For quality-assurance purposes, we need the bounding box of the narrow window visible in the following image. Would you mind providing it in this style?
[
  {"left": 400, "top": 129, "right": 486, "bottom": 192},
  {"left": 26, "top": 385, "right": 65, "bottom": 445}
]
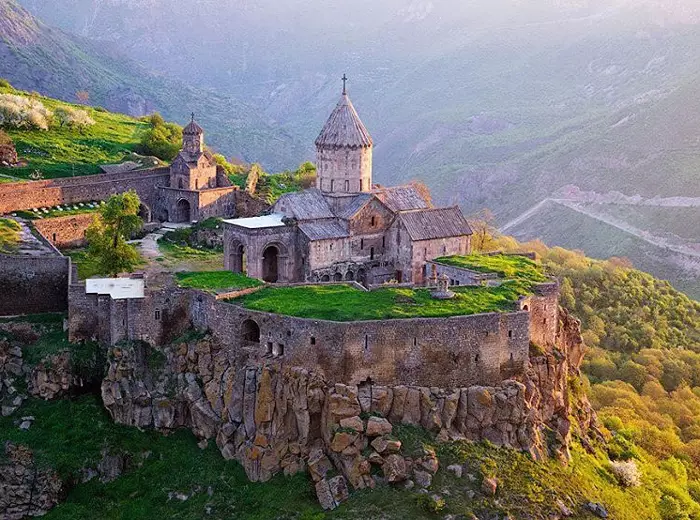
[
  {"left": 413, "top": 337, "right": 417, "bottom": 346},
  {"left": 364, "top": 335, "right": 369, "bottom": 351},
  {"left": 370, "top": 247, "right": 375, "bottom": 260},
  {"left": 382, "top": 236, "right": 385, "bottom": 248},
  {"left": 344, "top": 180, "right": 349, "bottom": 192},
  {"left": 52, "top": 233, "right": 57, "bottom": 242},
  {"left": 475, "top": 354, "right": 480, "bottom": 363},
  {"left": 360, "top": 239, "right": 364, "bottom": 250},
  {"left": 155, "top": 310, "right": 161, "bottom": 321},
  {"left": 371, "top": 216, "right": 376, "bottom": 227},
  {"left": 287, "top": 330, "right": 291, "bottom": 337},
  {"left": 510, "top": 353, "right": 514, "bottom": 361},
  {"left": 330, "top": 243, "right": 333, "bottom": 251},
  {"left": 266, "top": 342, "right": 273, "bottom": 356},
  {"left": 543, "top": 318, "right": 547, "bottom": 325},
  {"left": 195, "top": 179, "right": 199, "bottom": 189},
  {"left": 508, "top": 330, "right": 512, "bottom": 338},
  {"left": 330, "top": 179, "right": 335, "bottom": 192},
  {"left": 310, "top": 337, "right": 316, "bottom": 345}
]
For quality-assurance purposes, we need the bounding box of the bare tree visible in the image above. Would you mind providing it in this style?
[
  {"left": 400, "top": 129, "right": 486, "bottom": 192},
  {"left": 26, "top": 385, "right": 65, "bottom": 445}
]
[{"left": 76, "top": 90, "right": 90, "bottom": 104}]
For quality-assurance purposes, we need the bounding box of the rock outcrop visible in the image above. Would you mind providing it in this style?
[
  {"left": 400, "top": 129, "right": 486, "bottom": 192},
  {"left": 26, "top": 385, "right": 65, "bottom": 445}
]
[
  {"left": 100, "top": 310, "right": 596, "bottom": 508},
  {"left": 0, "top": 443, "right": 64, "bottom": 519},
  {"left": 0, "top": 340, "right": 26, "bottom": 416}
]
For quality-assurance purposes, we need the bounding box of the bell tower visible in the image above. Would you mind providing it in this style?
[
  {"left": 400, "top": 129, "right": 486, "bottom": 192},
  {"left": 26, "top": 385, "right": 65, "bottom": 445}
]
[
  {"left": 182, "top": 113, "right": 204, "bottom": 155},
  {"left": 315, "top": 75, "right": 373, "bottom": 194}
]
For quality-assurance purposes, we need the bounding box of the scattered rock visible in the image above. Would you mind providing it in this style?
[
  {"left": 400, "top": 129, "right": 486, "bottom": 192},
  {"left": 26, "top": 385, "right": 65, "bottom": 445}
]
[
  {"left": 414, "top": 469, "right": 433, "bottom": 489},
  {"left": 556, "top": 498, "right": 573, "bottom": 517},
  {"left": 315, "top": 475, "right": 349, "bottom": 510},
  {"left": 339, "top": 416, "right": 363, "bottom": 432},
  {"left": 446, "top": 464, "right": 463, "bottom": 478},
  {"left": 481, "top": 476, "right": 498, "bottom": 496},
  {"left": 382, "top": 454, "right": 407, "bottom": 483},
  {"left": 366, "top": 416, "right": 392, "bottom": 437},
  {"left": 198, "top": 439, "right": 209, "bottom": 450},
  {"left": 585, "top": 502, "right": 608, "bottom": 518}
]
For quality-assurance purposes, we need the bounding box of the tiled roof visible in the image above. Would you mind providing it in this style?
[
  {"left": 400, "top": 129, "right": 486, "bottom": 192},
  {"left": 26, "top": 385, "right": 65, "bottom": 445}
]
[
  {"left": 298, "top": 220, "right": 350, "bottom": 241},
  {"left": 398, "top": 206, "right": 473, "bottom": 241},
  {"left": 274, "top": 189, "right": 335, "bottom": 221},
  {"left": 315, "top": 93, "right": 372, "bottom": 148},
  {"left": 373, "top": 185, "right": 431, "bottom": 212}
]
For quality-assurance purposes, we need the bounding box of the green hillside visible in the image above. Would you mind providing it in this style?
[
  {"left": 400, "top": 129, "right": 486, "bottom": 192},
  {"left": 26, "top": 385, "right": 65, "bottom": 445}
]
[
  {"left": 0, "top": 0, "right": 306, "bottom": 170},
  {"left": 0, "top": 82, "right": 152, "bottom": 179}
]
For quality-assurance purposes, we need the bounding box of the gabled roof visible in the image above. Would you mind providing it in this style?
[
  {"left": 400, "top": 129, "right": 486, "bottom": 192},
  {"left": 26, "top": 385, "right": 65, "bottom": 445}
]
[
  {"left": 398, "top": 206, "right": 473, "bottom": 241},
  {"left": 315, "top": 93, "right": 373, "bottom": 149},
  {"left": 373, "top": 185, "right": 431, "bottom": 212},
  {"left": 175, "top": 149, "right": 215, "bottom": 167},
  {"left": 334, "top": 193, "right": 374, "bottom": 219},
  {"left": 274, "top": 188, "right": 335, "bottom": 221},
  {"left": 298, "top": 220, "right": 350, "bottom": 241}
]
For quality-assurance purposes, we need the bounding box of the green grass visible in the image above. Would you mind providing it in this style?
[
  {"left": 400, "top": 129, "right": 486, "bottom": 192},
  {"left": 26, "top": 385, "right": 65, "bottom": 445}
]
[
  {"left": 231, "top": 283, "right": 526, "bottom": 321},
  {"left": 0, "top": 217, "right": 21, "bottom": 253},
  {"left": 0, "top": 85, "right": 150, "bottom": 180},
  {"left": 435, "top": 253, "right": 547, "bottom": 293},
  {"left": 155, "top": 240, "right": 224, "bottom": 272},
  {"left": 175, "top": 271, "right": 262, "bottom": 293}
]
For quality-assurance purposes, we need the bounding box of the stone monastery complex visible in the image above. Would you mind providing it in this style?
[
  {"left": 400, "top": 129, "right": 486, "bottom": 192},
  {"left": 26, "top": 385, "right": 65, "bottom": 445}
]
[
  {"left": 224, "top": 89, "right": 473, "bottom": 285},
  {"left": 0, "top": 81, "right": 592, "bottom": 511}
]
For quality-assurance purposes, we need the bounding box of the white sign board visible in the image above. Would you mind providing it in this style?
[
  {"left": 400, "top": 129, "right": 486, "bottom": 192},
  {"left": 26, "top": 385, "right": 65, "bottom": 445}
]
[{"left": 85, "top": 278, "right": 145, "bottom": 300}]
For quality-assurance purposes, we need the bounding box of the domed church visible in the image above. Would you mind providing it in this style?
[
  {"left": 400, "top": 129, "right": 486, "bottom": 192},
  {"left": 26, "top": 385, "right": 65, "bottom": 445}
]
[{"left": 223, "top": 79, "right": 473, "bottom": 285}]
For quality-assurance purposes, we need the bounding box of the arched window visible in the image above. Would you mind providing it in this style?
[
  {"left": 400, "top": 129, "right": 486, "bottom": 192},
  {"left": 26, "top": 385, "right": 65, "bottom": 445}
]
[{"left": 241, "top": 319, "right": 260, "bottom": 343}]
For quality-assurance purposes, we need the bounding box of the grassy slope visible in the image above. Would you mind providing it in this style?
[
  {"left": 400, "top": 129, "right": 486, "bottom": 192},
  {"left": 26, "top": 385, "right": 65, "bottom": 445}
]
[
  {"left": 0, "top": 85, "right": 150, "bottom": 179},
  {"left": 0, "top": 216, "right": 20, "bottom": 252},
  {"left": 0, "top": 0, "right": 305, "bottom": 171}
]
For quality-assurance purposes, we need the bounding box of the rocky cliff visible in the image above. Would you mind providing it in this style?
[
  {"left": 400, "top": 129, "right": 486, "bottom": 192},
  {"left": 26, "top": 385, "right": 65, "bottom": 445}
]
[{"left": 100, "top": 308, "right": 596, "bottom": 509}]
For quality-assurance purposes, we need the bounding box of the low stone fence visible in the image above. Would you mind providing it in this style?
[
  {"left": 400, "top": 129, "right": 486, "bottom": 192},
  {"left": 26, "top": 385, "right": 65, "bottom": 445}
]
[{"left": 426, "top": 261, "right": 497, "bottom": 286}]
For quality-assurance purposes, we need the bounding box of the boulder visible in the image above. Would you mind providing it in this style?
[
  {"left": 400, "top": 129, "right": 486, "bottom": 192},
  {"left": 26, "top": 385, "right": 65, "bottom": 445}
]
[
  {"left": 382, "top": 454, "right": 407, "bottom": 483},
  {"left": 481, "top": 476, "right": 498, "bottom": 496},
  {"left": 366, "top": 416, "right": 392, "bottom": 437},
  {"left": 446, "top": 464, "right": 463, "bottom": 478},
  {"left": 339, "top": 416, "right": 364, "bottom": 433},
  {"left": 414, "top": 469, "right": 432, "bottom": 488},
  {"left": 315, "top": 476, "right": 349, "bottom": 510}
]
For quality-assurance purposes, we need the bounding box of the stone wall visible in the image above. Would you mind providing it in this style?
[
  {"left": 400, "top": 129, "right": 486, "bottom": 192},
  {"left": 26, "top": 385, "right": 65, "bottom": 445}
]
[
  {"left": 521, "top": 282, "right": 560, "bottom": 348},
  {"left": 33, "top": 213, "right": 95, "bottom": 248},
  {"left": 0, "top": 255, "right": 71, "bottom": 315},
  {"left": 0, "top": 169, "right": 169, "bottom": 216},
  {"left": 426, "top": 261, "right": 498, "bottom": 286},
  {"left": 190, "top": 295, "right": 529, "bottom": 388}
]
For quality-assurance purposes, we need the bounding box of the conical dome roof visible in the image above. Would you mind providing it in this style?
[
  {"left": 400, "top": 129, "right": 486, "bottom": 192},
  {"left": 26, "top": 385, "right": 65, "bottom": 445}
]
[
  {"left": 183, "top": 114, "right": 203, "bottom": 135},
  {"left": 315, "top": 93, "right": 373, "bottom": 149}
]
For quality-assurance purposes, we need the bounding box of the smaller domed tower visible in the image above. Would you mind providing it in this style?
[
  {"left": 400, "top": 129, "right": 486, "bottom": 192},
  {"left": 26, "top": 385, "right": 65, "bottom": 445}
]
[
  {"left": 315, "top": 76, "right": 373, "bottom": 194},
  {"left": 182, "top": 113, "right": 204, "bottom": 155}
]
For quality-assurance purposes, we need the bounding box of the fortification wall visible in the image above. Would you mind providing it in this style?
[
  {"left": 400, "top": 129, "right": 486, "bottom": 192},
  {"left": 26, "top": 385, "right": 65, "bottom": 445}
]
[
  {"left": 521, "top": 282, "right": 559, "bottom": 348},
  {"left": 0, "top": 255, "right": 70, "bottom": 315},
  {"left": 190, "top": 295, "right": 529, "bottom": 388},
  {"left": 0, "top": 169, "right": 169, "bottom": 215},
  {"left": 33, "top": 213, "right": 95, "bottom": 248}
]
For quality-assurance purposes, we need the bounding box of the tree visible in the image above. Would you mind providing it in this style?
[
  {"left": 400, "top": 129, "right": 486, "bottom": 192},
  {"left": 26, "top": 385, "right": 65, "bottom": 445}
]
[
  {"left": 138, "top": 113, "right": 182, "bottom": 161},
  {"left": 468, "top": 209, "right": 497, "bottom": 252},
  {"left": 85, "top": 191, "right": 143, "bottom": 276},
  {"left": 54, "top": 106, "right": 95, "bottom": 130}
]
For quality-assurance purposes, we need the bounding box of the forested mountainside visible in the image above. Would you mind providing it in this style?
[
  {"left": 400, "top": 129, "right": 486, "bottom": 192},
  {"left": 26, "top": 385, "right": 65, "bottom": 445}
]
[
  {"left": 0, "top": 0, "right": 305, "bottom": 169},
  {"left": 16, "top": 0, "right": 700, "bottom": 299}
]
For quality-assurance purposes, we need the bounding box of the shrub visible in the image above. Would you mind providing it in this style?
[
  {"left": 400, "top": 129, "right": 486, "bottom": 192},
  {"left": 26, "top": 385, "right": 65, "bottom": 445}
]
[
  {"left": 138, "top": 112, "right": 182, "bottom": 161},
  {"left": 610, "top": 460, "right": 641, "bottom": 487},
  {"left": 0, "top": 78, "right": 11, "bottom": 89},
  {"left": 0, "top": 94, "right": 52, "bottom": 130},
  {"left": 54, "top": 106, "right": 95, "bottom": 130}
]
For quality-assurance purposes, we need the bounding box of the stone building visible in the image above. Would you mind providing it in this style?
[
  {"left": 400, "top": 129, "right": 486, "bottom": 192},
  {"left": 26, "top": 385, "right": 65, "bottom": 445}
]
[
  {"left": 157, "top": 115, "right": 239, "bottom": 223},
  {"left": 223, "top": 89, "right": 472, "bottom": 284}
]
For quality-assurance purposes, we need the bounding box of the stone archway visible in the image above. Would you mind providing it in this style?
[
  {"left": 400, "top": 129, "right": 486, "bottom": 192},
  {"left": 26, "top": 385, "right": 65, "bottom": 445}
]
[
  {"left": 173, "top": 198, "right": 191, "bottom": 223},
  {"left": 262, "top": 245, "right": 280, "bottom": 283},
  {"left": 333, "top": 272, "right": 343, "bottom": 282},
  {"left": 344, "top": 271, "right": 355, "bottom": 281},
  {"left": 229, "top": 242, "right": 246, "bottom": 274},
  {"left": 357, "top": 268, "right": 367, "bottom": 285},
  {"left": 138, "top": 203, "right": 152, "bottom": 223}
]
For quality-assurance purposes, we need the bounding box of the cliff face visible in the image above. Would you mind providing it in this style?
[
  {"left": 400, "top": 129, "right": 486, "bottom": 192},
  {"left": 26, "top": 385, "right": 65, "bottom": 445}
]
[{"left": 100, "top": 307, "right": 596, "bottom": 507}]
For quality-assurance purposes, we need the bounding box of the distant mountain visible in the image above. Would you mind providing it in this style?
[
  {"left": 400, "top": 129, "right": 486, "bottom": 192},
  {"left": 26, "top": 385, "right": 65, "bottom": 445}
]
[{"left": 0, "top": 0, "right": 306, "bottom": 170}]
